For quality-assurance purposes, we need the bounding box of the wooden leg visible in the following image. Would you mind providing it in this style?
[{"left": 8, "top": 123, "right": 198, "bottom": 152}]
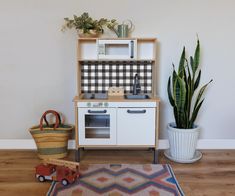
[
  {"left": 153, "top": 149, "right": 159, "bottom": 164},
  {"left": 75, "top": 148, "right": 81, "bottom": 162}
]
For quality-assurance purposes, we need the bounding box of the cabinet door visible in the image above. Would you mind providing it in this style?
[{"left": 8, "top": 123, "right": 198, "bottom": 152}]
[
  {"left": 117, "top": 108, "right": 155, "bottom": 145},
  {"left": 78, "top": 108, "right": 116, "bottom": 145}
]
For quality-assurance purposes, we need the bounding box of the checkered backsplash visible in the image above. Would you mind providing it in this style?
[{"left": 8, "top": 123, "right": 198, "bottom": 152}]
[{"left": 81, "top": 61, "right": 152, "bottom": 94}]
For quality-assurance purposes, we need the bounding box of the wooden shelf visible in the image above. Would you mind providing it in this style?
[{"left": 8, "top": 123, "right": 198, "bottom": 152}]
[
  {"left": 137, "top": 38, "right": 157, "bottom": 42},
  {"left": 78, "top": 37, "right": 156, "bottom": 41},
  {"left": 78, "top": 38, "right": 97, "bottom": 41},
  {"left": 77, "top": 37, "right": 157, "bottom": 64},
  {"left": 78, "top": 59, "right": 155, "bottom": 63},
  {"left": 78, "top": 59, "right": 98, "bottom": 62}
]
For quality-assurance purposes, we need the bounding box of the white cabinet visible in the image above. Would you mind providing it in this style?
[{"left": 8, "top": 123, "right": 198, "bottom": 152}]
[
  {"left": 117, "top": 108, "right": 155, "bottom": 145},
  {"left": 78, "top": 106, "right": 156, "bottom": 146},
  {"left": 78, "top": 108, "right": 116, "bottom": 145}
]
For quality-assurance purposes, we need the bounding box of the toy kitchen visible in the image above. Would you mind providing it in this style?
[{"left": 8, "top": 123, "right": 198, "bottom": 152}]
[{"left": 73, "top": 38, "right": 160, "bottom": 163}]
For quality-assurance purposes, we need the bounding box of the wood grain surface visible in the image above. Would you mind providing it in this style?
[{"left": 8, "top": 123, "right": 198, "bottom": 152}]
[{"left": 0, "top": 150, "right": 235, "bottom": 196}]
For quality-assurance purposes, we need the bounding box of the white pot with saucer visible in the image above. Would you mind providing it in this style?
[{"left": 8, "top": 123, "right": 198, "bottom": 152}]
[{"left": 164, "top": 122, "right": 202, "bottom": 163}]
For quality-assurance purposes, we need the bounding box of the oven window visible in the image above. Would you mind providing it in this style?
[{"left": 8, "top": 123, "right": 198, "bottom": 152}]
[
  {"left": 105, "top": 44, "right": 129, "bottom": 56},
  {"left": 84, "top": 114, "right": 110, "bottom": 139}
]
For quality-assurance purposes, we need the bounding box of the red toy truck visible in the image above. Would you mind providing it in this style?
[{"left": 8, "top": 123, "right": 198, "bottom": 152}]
[{"left": 35, "top": 159, "right": 80, "bottom": 186}]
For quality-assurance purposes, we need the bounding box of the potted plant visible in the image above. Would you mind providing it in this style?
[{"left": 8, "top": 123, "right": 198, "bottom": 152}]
[
  {"left": 62, "top": 12, "right": 117, "bottom": 37},
  {"left": 166, "top": 39, "right": 212, "bottom": 163}
]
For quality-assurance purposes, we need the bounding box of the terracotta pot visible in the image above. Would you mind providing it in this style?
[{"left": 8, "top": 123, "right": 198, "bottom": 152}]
[{"left": 77, "top": 29, "right": 100, "bottom": 38}]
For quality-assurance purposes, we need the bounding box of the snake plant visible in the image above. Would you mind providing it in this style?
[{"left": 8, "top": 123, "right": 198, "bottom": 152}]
[{"left": 167, "top": 40, "right": 212, "bottom": 129}]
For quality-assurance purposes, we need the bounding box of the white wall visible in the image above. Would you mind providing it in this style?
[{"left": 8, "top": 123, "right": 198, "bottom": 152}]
[{"left": 0, "top": 0, "right": 235, "bottom": 139}]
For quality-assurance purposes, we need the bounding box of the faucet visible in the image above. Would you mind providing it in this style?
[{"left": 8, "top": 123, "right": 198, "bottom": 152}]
[{"left": 133, "top": 73, "right": 141, "bottom": 95}]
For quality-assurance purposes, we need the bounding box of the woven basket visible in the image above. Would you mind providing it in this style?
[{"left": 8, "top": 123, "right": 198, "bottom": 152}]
[{"left": 29, "top": 110, "right": 73, "bottom": 159}]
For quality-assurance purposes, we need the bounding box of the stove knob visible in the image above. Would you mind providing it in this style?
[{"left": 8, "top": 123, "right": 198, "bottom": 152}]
[
  {"left": 104, "top": 102, "right": 108, "bottom": 107},
  {"left": 87, "top": 102, "right": 91, "bottom": 107}
]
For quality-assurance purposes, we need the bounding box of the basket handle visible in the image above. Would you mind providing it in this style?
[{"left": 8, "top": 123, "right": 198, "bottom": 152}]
[
  {"left": 43, "top": 110, "right": 61, "bottom": 127},
  {"left": 39, "top": 110, "right": 61, "bottom": 131}
]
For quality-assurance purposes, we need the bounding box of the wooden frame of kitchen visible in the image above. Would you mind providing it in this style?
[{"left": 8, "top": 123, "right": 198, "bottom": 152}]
[{"left": 73, "top": 37, "right": 160, "bottom": 163}]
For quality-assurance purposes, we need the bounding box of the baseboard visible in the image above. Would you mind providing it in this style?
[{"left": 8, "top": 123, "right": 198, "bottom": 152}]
[
  {"left": 0, "top": 139, "right": 235, "bottom": 149},
  {"left": 159, "top": 139, "right": 235, "bottom": 150}
]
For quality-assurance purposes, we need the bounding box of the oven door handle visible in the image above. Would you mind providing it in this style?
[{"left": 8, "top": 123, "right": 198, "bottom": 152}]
[{"left": 88, "top": 110, "right": 107, "bottom": 114}]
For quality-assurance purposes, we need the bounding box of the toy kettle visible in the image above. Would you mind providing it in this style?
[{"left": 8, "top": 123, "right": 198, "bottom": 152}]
[{"left": 113, "top": 20, "right": 134, "bottom": 38}]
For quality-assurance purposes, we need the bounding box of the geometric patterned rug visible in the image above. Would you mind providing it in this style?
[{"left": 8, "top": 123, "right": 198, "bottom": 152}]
[{"left": 47, "top": 164, "right": 184, "bottom": 196}]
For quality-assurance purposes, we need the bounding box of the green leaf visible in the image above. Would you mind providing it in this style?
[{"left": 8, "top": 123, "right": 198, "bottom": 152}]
[
  {"left": 185, "top": 59, "right": 192, "bottom": 80},
  {"left": 189, "top": 99, "right": 204, "bottom": 128},
  {"left": 194, "top": 79, "right": 213, "bottom": 109},
  {"left": 181, "top": 111, "right": 187, "bottom": 128},
  {"left": 194, "top": 70, "right": 201, "bottom": 90},
  {"left": 172, "top": 65, "right": 177, "bottom": 86},
  {"left": 182, "top": 69, "right": 188, "bottom": 85},
  {"left": 167, "top": 77, "right": 175, "bottom": 107},
  {"left": 190, "top": 56, "right": 194, "bottom": 73},
  {"left": 173, "top": 106, "right": 180, "bottom": 127},
  {"left": 184, "top": 73, "right": 189, "bottom": 110},
  {"left": 192, "top": 39, "right": 200, "bottom": 74},
  {"left": 173, "top": 76, "right": 186, "bottom": 113},
  {"left": 178, "top": 47, "right": 185, "bottom": 77}
]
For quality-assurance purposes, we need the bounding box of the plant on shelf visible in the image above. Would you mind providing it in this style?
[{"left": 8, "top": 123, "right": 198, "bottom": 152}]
[
  {"left": 166, "top": 39, "right": 212, "bottom": 163},
  {"left": 62, "top": 12, "right": 117, "bottom": 37}
]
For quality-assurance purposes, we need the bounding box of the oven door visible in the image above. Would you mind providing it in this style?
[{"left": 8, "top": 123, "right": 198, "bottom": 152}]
[{"left": 78, "top": 108, "right": 116, "bottom": 145}]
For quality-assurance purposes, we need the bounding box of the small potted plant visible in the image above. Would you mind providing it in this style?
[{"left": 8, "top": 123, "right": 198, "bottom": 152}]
[
  {"left": 166, "top": 39, "right": 212, "bottom": 163},
  {"left": 62, "top": 12, "right": 117, "bottom": 37}
]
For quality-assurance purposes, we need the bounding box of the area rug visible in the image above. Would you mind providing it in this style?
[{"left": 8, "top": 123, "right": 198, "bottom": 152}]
[{"left": 47, "top": 164, "right": 184, "bottom": 196}]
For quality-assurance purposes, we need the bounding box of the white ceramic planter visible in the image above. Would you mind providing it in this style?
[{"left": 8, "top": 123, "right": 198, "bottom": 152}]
[{"left": 167, "top": 122, "right": 200, "bottom": 160}]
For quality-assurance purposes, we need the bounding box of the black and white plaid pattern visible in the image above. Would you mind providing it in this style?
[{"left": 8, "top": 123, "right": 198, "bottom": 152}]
[{"left": 81, "top": 61, "right": 152, "bottom": 94}]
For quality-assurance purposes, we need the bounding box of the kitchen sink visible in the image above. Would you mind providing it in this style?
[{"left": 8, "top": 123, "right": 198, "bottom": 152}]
[
  {"left": 124, "top": 94, "right": 150, "bottom": 99},
  {"left": 83, "top": 93, "right": 108, "bottom": 99}
]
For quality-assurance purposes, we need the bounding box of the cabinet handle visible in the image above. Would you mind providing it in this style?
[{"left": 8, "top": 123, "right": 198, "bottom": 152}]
[
  {"left": 88, "top": 110, "right": 107, "bottom": 114},
  {"left": 127, "top": 109, "right": 146, "bottom": 114}
]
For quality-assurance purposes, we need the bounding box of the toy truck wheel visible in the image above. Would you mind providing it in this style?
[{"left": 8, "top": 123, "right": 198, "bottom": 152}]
[
  {"left": 61, "top": 179, "right": 69, "bottom": 186},
  {"left": 38, "top": 175, "right": 45, "bottom": 182}
]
